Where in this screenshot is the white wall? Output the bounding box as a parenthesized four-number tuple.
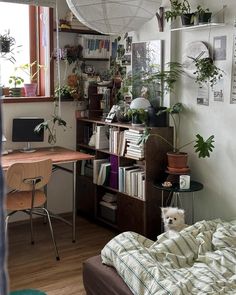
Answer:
(170, 0, 236, 221)
(2, 101, 77, 221)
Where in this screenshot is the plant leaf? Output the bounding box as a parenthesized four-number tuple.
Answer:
(194, 134, 215, 158)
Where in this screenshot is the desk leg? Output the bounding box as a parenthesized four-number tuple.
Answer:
(72, 162, 76, 243)
(43, 185, 48, 224)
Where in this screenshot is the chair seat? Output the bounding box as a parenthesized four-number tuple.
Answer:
(6, 190, 46, 211)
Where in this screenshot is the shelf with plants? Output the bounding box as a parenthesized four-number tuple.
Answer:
(76, 117, 173, 239)
(170, 22, 225, 31)
(54, 28, 104, 35)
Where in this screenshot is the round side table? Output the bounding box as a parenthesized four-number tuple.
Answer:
(154, 180, 203, 224)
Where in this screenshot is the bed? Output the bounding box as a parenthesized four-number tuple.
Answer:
(83, 219, 236, 295)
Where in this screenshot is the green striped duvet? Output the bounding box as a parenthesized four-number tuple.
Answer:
(101, 219, 236, 295)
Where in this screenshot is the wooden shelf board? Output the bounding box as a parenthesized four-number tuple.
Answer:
(77, 143, 96, 150)
(83, 58, 110, 61)
(54, 28, 105, 35)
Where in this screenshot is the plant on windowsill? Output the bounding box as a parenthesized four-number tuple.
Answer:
(17, 61, 45, 97)
(139, 102, 215, 172)
(54, 85, 77, 100)
(165, 0, 194, 26)
(190, 56, 223, 88)
(8, 75, 24, 97)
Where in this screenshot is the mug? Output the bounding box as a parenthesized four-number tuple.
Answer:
(179, 175, 190, 189)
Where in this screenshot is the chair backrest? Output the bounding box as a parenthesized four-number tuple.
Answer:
(6, 159, 52, 191)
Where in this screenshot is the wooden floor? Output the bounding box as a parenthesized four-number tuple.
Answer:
(7, 216, 116, 295)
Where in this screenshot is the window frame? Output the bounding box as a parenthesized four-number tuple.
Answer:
(2, 4, 54, 103)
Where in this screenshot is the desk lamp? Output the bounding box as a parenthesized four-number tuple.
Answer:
(2, 134, 8, 155)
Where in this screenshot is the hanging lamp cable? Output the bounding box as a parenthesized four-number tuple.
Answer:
(55, 0, 61, 117)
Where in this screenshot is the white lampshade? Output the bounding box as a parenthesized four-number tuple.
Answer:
(66, 0, 162, 35)
(2, 135, 6, 142)
(130, 97, 151, 110)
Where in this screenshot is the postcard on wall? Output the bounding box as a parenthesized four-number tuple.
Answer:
(213, 36, 227, 61)
(213, 78, 224, 102)
(197, 86, 209, 106)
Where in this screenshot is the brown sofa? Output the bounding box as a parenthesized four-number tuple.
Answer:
(83, 255, 133, 295)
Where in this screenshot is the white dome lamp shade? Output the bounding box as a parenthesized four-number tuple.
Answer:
(66, 0, 162, 35)
(130, 97, 151, 110)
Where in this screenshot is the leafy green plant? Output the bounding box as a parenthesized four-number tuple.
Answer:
(17, 61, 45, 82)
(34, 114, 67, 145)
(127, 108, 148, 124)
(0, 30, 21, 63)
(190, 57, 223, 88)
(195, 5, 210, 16)
(139, 102, 215, 158)
(165, 0, 191, 22)
(8, 75, 24, 88)
(130, 62, 183, 107)
(64, 44, 83, 65)
(54, 85, 77, 98)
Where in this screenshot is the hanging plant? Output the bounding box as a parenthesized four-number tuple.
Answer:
(64, 44, 83, 65)
(190, 57, 223, 88)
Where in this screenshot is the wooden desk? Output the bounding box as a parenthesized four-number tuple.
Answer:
(2, 146, 94, 242)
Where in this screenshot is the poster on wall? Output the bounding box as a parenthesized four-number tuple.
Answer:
(230, 25, 236, 103)
(213, 78, 224, 102)
(197, 86, 209, 106)
(213, 36, 227, 61)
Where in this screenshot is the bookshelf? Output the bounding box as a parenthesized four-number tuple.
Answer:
(76, 116, 173, 239)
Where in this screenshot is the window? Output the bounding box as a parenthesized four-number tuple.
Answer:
(0, 2, 52, 97)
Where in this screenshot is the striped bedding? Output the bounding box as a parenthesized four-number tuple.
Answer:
(101, 219, 236, 295)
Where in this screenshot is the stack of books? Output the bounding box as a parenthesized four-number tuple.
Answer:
(125, 129, 144, 160)
(78, 35, 111, 59)
(99, 192, 117, 223)
(118, 166, 146, 200)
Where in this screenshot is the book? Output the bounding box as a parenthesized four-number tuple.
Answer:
(96, 126, 109, 149)
(93, 159, 108, 184)
(137, 171, 145, 199)
(125, 168, 141, 195)
(118, 166, 133, 193)
(97, 163, 111, 185)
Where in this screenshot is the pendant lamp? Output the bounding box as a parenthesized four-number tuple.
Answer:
(66, 0, 162, 35)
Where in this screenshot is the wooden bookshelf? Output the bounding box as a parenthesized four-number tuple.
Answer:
(76, 116, 173, 239)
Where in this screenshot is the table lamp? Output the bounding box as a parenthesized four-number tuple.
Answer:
(2, 134, 8, 155)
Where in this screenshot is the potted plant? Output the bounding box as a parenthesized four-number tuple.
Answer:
(54, 85, 77, 100)
(17, 61, 45, 96)
(0, 31, 15, 53)
(8, 75, 24, 97)
(130, 62, 183, 127)
(127, 108, 148, 126)
(165, 0, 194, 26)
(195, 5, 212, 24)
(34, 113, 67, 147)
(140, 102, 215, 170)
(64, 44, 83, 65)
(190, 56, 223, 88)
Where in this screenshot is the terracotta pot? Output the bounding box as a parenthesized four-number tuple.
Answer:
(167, 152, 188, 169)
(24, 83, 37, 97)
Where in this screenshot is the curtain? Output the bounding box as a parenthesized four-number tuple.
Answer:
(0, 0, 55, 7)
(0, 100, 7, 295)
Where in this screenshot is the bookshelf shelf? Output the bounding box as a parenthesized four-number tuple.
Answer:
(54, 28, 105, 35)
(76, 116, 173, 239)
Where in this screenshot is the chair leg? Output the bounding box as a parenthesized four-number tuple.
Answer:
(5, 215, 10, 236)
(30, 209, 34, 245)
(42, 208, 60, 261)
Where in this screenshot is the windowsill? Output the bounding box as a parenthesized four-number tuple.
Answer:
(2, 96, 54, 103)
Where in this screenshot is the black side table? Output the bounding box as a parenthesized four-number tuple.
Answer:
(154, 181, 203, 224)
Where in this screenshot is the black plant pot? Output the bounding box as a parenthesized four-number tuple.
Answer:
(181, 13, 194, 26)
(148, 106, 168, 127)
(132, 114, 143, 126)
(198, 12, 212, 24)
(0, 40, 10, 53)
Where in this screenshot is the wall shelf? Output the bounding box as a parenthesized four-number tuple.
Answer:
(54, 28, 104, 35)
(171, 22, 225, 32)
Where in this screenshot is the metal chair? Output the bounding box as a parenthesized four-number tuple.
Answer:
(5, 159, 60, 260)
